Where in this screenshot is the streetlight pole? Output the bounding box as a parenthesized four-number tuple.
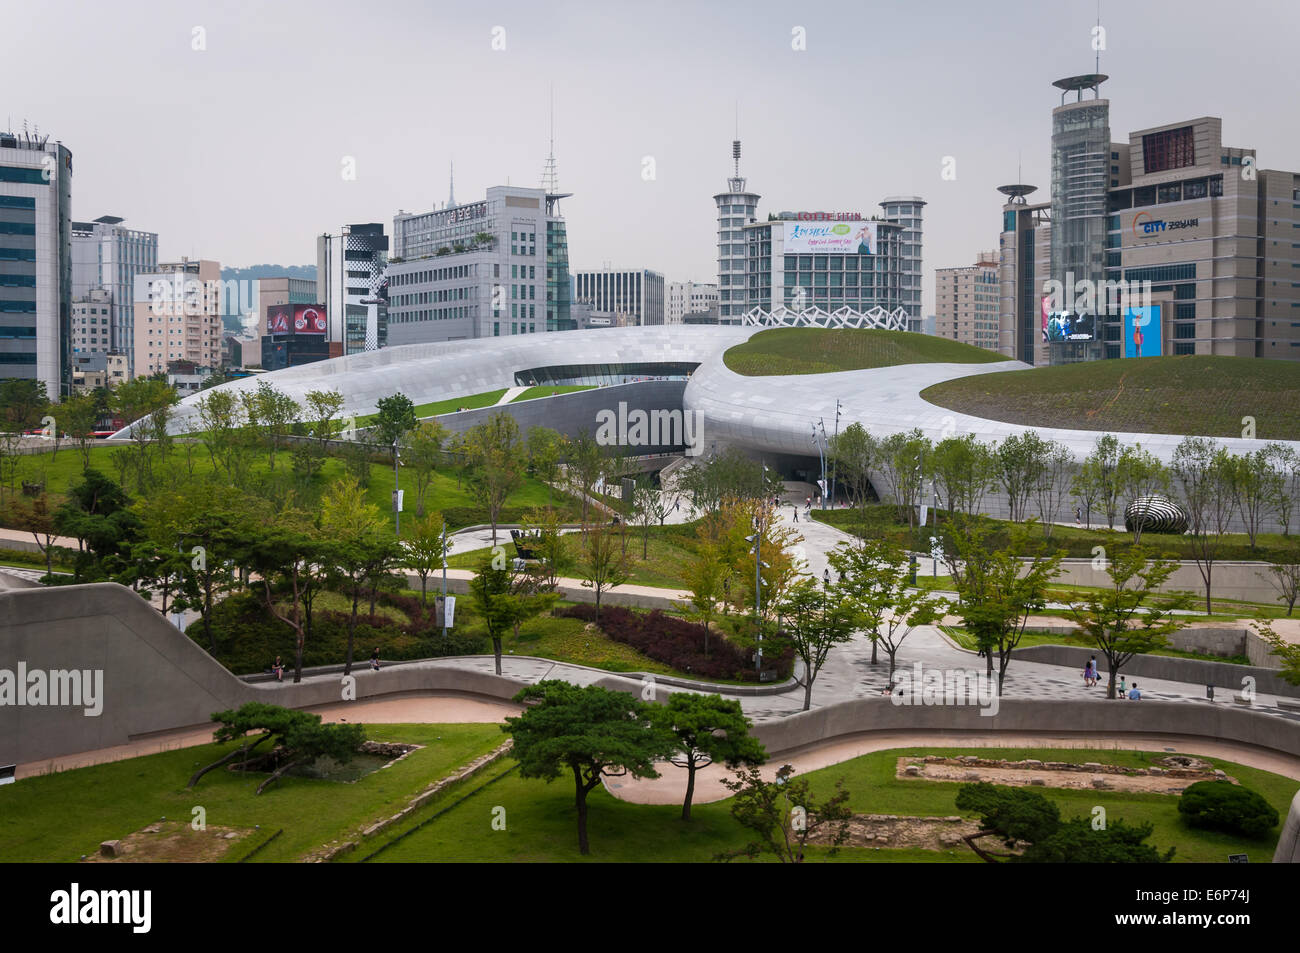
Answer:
(831, 399, 841, 508)
(441, 521, 448, 638)
(393, 440, 401, 537)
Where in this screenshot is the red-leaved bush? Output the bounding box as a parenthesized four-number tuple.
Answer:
(557, 604, 791, 682)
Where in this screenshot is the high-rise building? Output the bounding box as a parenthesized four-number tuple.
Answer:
(70, 215, 157, 375)
(996, 184, 1053, 365)
(879, 197, 926, 324)
(734, 210, 910, 317)
(667, 281, 719, 323)
(386, 186, 570, 343)
(247, 275, 317, 366)
(0, 128, 72, 398)
(318, 224, 389, 355)
(132, 258, 222, 377)
(70, 287, 113, 362)
(714, 140, 761, 324)
(936, 252, 1000, 350)
(572, 268, 664, 326)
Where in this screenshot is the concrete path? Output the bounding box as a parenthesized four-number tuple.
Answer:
(495, 386, 528, 405)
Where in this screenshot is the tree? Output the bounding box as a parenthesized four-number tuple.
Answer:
(715, 763, 853, 863)
(195, 387, 246, 480)
(374, 392, 418, 457)
(1266, 542, 1300, 616)
(321, 476, 397, 675)
(0, 378, 49, 432)
(405, 419, 448, 517)
(955, 783, 1174, 863)
(930, 433, 996, 522)
(1264, 444, 1299, 537)
(576, 520, 631, 618)
(563, 432, 607, 522)
(946, 517, 1064, 691)
(829, 422, 879, 517)
(1172, 436, 1236, 613)
(15, 496, 62, 579)
(52, 469, 141, 582)
(676, 446, 782, 516)
(679, 542, 725, 656)
(525, 507, 575, 590)
(469, 552, 515, 675)
(304, 388, 346, 451)
(113, 377, 177, 490)
(877, 429, 930, 527)
(1252, 619, 1300, 686)
(1030, 440, 1074, 538)
(773, 576, 858, 710)
(1084, 433, 1124, 529)
(649, 693, 767, 820)
(503, 681, 672, 855)
(60, 391, 100, 472)
(1069, 454, 1103, 530)
(628, 477, 659, 559)
(1230, 448, 1282, 549)
(463, 412, 525, 544)
(829, 536, 947, 677)
(1118, 444, 1170, 544)
(1066, 545, 1193, 698)
(994, 430, 1049, 524)
(242, 514, 322, 682)
(405, 511, 447, 607)
(244, 381, 299, 470)
(526, 426, 563, 505)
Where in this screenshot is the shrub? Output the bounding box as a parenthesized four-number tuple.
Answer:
(1177, 780, 1279, 839)
(556, 604, 792, 682)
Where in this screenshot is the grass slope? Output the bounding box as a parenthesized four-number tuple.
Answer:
(920, 355, 1300, 441)
(724, 328, 1006, 376)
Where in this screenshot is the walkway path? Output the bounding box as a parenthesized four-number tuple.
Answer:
(495, 386, 528, 405)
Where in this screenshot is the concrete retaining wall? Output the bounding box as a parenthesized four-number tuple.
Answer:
(1276, 791, 1300, 862)
(1012, 644, 1299, 698)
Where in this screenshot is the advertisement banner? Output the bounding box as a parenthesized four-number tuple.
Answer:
(266, 305, 292, 335)
(783, 221, 876, 255)
(294, 304, 328, 334)
(1124, 305, 1162, 357)
(1045, 311, 1096, 342)
(1040, 296, 1051, 343)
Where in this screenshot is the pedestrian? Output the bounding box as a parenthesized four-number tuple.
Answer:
(1207, 683, 1216, 702)
(1118, 674, 1127, 697)
(1128, 681, 1142, 701)
(1075, 506, 1081, 527)
(793, 507, 799, 522)
(1088, 655, 1098, 687)
(1083, 660, 1092, 687)
(273, 655, 284, 682)
(370, 648, 381, 671)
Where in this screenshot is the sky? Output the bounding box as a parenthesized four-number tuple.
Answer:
(5, 0, 1299, 318)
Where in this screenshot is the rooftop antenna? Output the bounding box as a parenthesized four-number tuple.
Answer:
(541, 84, 559, 193)
(1095, 0, 1102, 74)
(448, 161, 455, 207)
(733, 101, 741, 178)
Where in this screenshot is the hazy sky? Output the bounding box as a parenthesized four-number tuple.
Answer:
(6, 0, 1299, 317)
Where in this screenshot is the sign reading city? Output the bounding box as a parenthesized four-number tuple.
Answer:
(783, 221, 877, 255)
(266, 304, 327, 335)
(1123, 305, 1162, 358)
(1130, 210, 1204, 240)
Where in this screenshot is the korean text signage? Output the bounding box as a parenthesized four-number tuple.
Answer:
(1130, 210, 1204, 241)
(783, 221, 877, 255)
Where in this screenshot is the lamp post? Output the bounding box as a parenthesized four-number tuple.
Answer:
(746, 523, 771, 673)
(393, 441, 402, 537)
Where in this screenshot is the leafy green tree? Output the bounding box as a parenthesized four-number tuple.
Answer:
(240, 512, 323, 682)
(52, 469, 141, 582)
(526, 426, 563, 505)
(1030, 439, 1075, 538)
(469, 552, 516, 675)
(679, 541, 725, 655)
(322, 476, 399, 675)
(829, 536, 947, 676)
(463, 412, 525, 544)
(1066, 544, 1193, 698)
(405, 419, 448, 517)
(1172, 436, 1236, 613)
(994, 430, 1049, 523)
(15, 495, 62, 579)
(930, 433, 996, 522)
(577, 520, 631, 618)
(114, 377, 178, 490)
(829, 421, 879, 517)
(649, 693, 767, 820)
(946, 516, 1063, 691)
(524, 507, 575, 590)
(1229, 448, 1282, 549)
(195, 387, 246, 480)
(60, 391, 100, 472)
(773, 576, 859, 710)
(1251, 619, 1300, 685)
(503, 681, 672, 855)
(877, 429, 930, 527)
(405, 511, 447, 607)
(1119, 444, 1170, 544)
(563, 431, 607, 522)
(304, 388, 346, 451)
(715, 763, 853, 863)
(374, 392, 418, 456)
(0, 378, 49, 431)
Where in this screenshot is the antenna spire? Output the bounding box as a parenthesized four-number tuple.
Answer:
(541, 84, 559, 192)
(448, 160, 455, 207)
(1095, 0, 1102, 74)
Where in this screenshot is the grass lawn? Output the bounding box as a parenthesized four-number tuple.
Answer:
(0, 443, 577, 534)
(354, 389, 508, 425)
(723, 327, 1006, 377)
(509, 385, 595, 402)
(358, 744, 1295, 863)
(920, 355, 1300, 442)
(0, 724, 504, 863)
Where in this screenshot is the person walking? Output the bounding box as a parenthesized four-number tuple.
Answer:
(1088, 655, 1099, 687)
(1118, 674, 1127, 697)
(792, 507, 799, 522)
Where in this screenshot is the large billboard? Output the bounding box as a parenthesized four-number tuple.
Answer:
(266, 303, 327, 335)
(1045, 310, 1096, 342)
(1124, 305, 1162, 358)
(783, 221, 877, 255)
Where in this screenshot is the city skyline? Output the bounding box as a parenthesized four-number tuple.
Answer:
(6, 0, 1300, 321)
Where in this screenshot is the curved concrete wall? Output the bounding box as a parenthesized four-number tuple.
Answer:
(1276, 791, 1300, 862)
(1012, 645, 1300, 698)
